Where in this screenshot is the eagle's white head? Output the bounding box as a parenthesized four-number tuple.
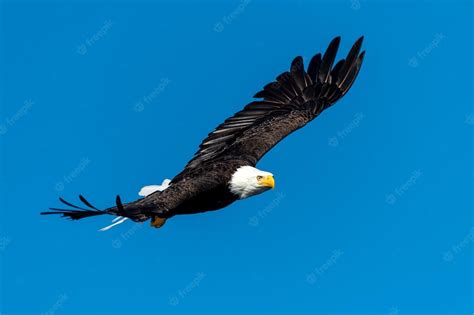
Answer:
(229, 166, 275, 199)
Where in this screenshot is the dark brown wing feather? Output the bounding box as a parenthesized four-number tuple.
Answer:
(174, 36, 365, 179)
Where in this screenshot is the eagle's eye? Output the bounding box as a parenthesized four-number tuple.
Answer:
(256, 175, 263, 181)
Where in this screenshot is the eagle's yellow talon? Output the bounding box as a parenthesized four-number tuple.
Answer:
(151, 217, 167, 228)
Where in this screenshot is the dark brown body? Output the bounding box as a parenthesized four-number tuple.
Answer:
(172, 184, 238, 215)
(126, 159, 249, 219)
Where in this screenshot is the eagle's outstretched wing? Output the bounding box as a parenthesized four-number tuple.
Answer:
(173, 36, 365, 182)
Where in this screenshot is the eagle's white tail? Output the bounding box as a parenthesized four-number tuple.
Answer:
(98, 178, 171, 232)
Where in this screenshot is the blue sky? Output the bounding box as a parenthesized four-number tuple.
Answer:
(0, 0, 472, 314)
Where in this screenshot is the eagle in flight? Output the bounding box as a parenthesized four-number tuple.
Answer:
(42, 36, 365, 230)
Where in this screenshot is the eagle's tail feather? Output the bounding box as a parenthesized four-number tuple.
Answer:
(42, 194, 152, 227)
(41, 195, 109, 220)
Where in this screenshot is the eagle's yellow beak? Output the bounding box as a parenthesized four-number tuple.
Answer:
(260, 175, 275, 189)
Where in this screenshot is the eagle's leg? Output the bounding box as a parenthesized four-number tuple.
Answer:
(150, 216, 167, 228)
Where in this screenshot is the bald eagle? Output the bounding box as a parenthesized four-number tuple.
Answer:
(42, 36, 365, 229)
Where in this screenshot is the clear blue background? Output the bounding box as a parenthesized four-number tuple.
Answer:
(1, 0, 472, 314)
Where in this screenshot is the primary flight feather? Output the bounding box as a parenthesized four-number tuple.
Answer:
(41, 36, 365, 229)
